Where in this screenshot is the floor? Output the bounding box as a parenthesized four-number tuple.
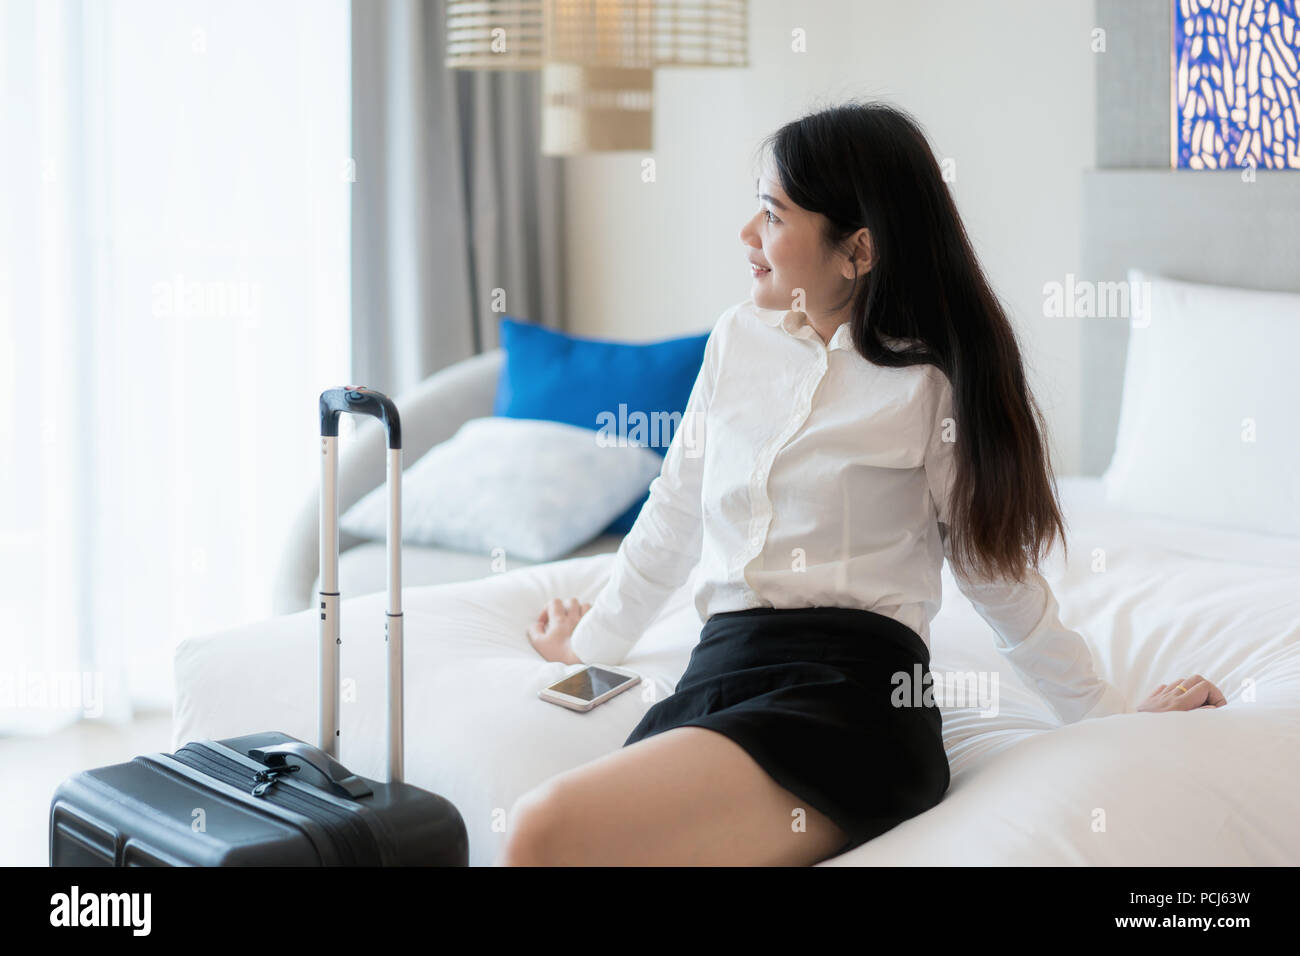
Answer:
(2, 711, 173, 866)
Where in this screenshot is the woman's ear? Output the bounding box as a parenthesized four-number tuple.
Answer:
(841, 228, 873, 280)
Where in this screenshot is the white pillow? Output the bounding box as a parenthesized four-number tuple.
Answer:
(1101, 269, 1300, 537)
(340, 417, 665, 562)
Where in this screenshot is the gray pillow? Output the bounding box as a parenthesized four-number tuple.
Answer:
(339, 416, 664, 562)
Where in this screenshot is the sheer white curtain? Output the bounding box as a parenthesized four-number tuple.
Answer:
(0, 0, 350, 734)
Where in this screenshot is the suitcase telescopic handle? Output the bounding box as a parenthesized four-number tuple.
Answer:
(318, 386, 406, 785)
(320, 386, 402, 449)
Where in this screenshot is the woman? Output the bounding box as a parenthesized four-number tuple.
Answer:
(502, 101, 1226, 867)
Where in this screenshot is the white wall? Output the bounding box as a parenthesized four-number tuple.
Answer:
(562, 0, 1098, 474)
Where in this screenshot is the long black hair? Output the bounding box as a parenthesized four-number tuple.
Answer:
(756, 99, 1067, 584)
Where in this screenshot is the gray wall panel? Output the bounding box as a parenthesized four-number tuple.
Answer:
(1096, 0, 1171, 168)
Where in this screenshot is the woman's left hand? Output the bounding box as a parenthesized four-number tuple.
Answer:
(1137, 674, 1227, 713)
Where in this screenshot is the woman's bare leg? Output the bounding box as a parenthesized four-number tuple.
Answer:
(495, 726, 850, 866)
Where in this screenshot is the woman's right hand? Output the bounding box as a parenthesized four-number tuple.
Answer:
(526, 598, 591, 664)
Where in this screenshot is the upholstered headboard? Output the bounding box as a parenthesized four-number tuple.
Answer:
(1081, 0, 1300, 474)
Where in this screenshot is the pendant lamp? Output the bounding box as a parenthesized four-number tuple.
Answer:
(444, 1, 749, 155)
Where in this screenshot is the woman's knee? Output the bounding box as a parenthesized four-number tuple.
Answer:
(496, 781, 571, 866)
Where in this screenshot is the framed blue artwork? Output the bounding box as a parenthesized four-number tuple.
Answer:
(1173, 0, 1300, 168)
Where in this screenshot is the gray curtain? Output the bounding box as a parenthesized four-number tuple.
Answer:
(350, 0, 567, 397)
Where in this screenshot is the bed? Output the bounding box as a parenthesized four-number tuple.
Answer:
(173, 474, 1300, 867)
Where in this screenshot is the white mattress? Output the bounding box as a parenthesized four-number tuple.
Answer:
(173, 477, 1300, 866)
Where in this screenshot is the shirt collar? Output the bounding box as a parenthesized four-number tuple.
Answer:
(757, 307, 855, 351)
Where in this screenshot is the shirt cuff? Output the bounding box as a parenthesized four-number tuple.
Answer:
(993, 616, 1129, 724)
(1078, 680, 1132, 720)
(569, 608, 637, 666)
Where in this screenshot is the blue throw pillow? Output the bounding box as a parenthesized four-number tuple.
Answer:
(494, 317, 710, 535)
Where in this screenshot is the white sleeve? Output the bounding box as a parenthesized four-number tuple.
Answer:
(568, 312, 723, 665)
(922, 369, 1131, 724)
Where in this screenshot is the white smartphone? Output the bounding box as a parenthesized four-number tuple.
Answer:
(539, 664, 642, 713)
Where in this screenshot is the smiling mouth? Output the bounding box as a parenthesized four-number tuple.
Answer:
(750, 264, 771, 276)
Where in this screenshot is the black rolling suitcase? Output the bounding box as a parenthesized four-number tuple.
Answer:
(50, 387, 469, 866)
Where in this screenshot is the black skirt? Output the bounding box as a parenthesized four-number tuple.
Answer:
(623, 606, 950, 856)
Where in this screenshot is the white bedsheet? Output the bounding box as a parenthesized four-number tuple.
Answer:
(173, 477, 1300, 866)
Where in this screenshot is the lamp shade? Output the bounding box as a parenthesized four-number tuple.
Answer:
(444, 0, 749, 153)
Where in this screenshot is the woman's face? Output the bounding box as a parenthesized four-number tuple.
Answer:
(739, 168, 870, 317)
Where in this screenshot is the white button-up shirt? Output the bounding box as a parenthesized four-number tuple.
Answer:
(570, 297, 1130, 723)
